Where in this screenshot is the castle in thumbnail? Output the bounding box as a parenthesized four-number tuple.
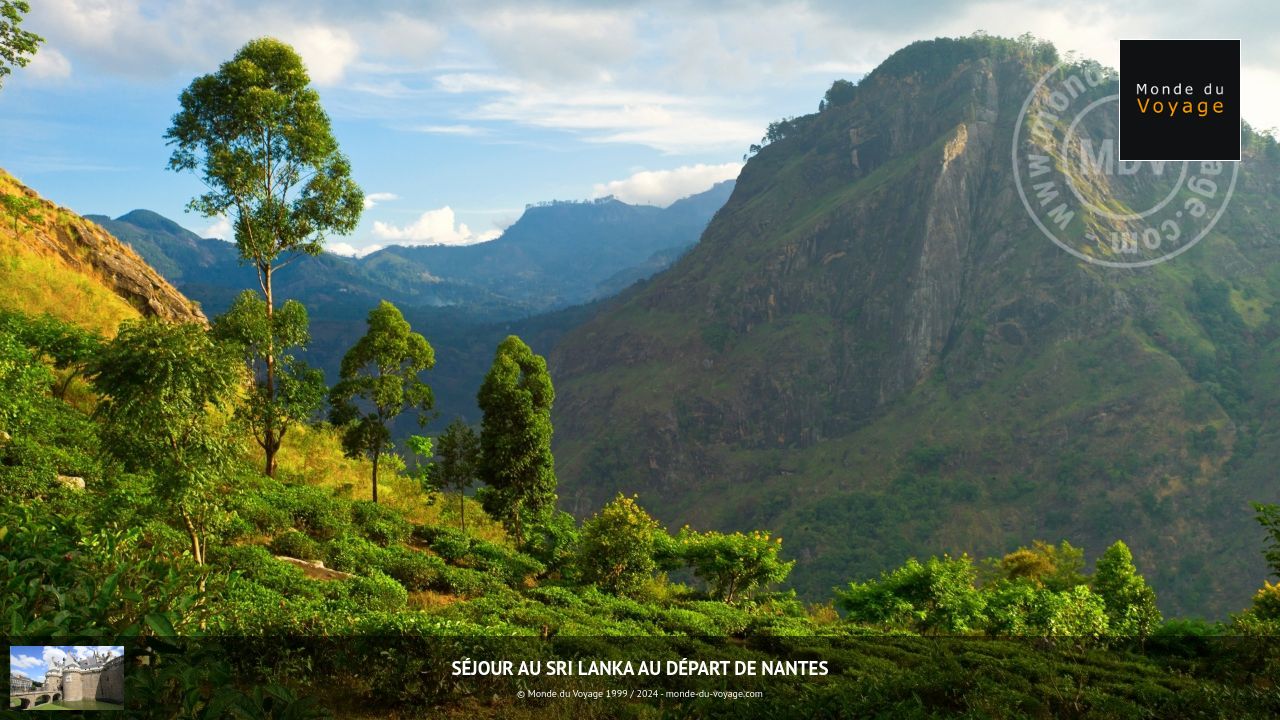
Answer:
(44, 650, 124, 704)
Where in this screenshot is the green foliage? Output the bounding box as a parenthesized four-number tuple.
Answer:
(0, 310, 103, 400)
(165, 37, 363, 267)
(995, 540, 1087, 591)
(1093, 541, 1162, 638)
(272, 483, 352, 541)
(329, 301, 435, 503)
(345, 570, 407, 612)
(675, 527, 794, 603)
(838, 554, 986, 634)
(576, 494, 662, 596)
(0, 192, 42, 238)
(423, 418, 480, 532)
(0, 500, 211, 636)
(0, 1, 42, 89)
(1251, 581, 1280, 620)
(522, 509, 580, 575)
(351, 499, 412, 546)
(269, 530, 323, 562)
(477, 335, 556, 543)
(0, 327, 50, 435)
(382, 547, 445, 591)
(819, 79, 857, 111)
(92, 319, 241, 566)
(324, 534, 386, 574)
(1255, 502, 1280, 578)
(212, 290, 327, 474)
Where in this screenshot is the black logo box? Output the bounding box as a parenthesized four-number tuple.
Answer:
(1119, 39, 1241, 161)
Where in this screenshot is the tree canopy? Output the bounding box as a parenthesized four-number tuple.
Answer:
(329, 301, 434, 503)
(0, 1, 42, 90)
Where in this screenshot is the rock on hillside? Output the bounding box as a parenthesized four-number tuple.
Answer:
(0, 170, 206, 326)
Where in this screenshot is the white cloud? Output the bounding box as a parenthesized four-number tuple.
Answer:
(362, 192, 399, 210)
(593, 162, 742, 206)
(42, 646, 69, 666)
(372, 206, 502, 246)
(201, 216, 232, 240)
(414, 124, 486, 136)
(281, 26, 359, 86)
(26, 46, 73, 80)
(467, 8, 638, 84)
(10, 653, 42, 669)
(327, 242, 383, 258)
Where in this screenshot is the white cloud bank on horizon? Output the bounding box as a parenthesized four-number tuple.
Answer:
(371, 206, 503, 247)
(593, 162, 741, 207)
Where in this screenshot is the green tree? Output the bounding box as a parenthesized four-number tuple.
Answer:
(576, 494, 662, 596)
(477, 335, 556, 544)
(424, 418, 480, 533)
(1254, 502, 1280, 577)
(329, 301, 434, 503)
(676, 527, 794, 603)
(0, 1, 42, 89)
(0, 311, 103, 400)
(91, 320, 240, 571)
(212, 290, 326, 473)
(166, 37, 363, 477)
(838, 554, 986, 634)
(819, 79, 856, 111)
(1092, 540, 1162, 638)
(1, 193, 41, 237)
(997, 540, 1086, 591)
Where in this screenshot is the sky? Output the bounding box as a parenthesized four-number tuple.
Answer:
(9, 645, 125, 683)
(1, 1, 1277, 257)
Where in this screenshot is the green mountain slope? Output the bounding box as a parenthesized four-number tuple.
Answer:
(549, 37, 1280, 618)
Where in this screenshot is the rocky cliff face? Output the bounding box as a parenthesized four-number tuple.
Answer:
(550, 37, 1280, 617)
(1, 171, 206, 326)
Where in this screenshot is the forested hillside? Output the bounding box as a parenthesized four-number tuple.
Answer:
(551, 35, 1280, 619)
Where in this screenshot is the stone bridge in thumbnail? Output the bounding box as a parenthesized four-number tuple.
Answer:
(9, 689, 62, 710)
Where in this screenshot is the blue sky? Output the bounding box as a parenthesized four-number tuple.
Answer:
(9, 646, 124, 683)
(1, 1, 1277, 256)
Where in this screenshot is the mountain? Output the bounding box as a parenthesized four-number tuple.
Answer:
(97, 182, 733, 431)
(548, 36, 1280, 618)
(1, 170, 205, 334)
(363, 180, 735, 311)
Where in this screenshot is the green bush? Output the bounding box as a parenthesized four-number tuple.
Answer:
(435, 565, 498, 597)
(276, 484, 351, 540)
(352, 500, 412, 546)
(415, 524, 471, 561)
(213, 544, 312, 597)
(269, 530, 323, 561)
(383, 547, 446, 591)
(234, 491, 292, 534)
(468, 539, 546, 584)
(324, 534, 388, 574)
(346, 570, 408, 612)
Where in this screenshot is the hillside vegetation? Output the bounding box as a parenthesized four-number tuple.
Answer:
(550, 35, 1280, 618)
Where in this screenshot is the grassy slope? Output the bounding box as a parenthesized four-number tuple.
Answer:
(0, 170, 140, 336)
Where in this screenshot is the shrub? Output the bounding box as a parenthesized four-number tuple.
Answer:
(325, 534, 388, 574)
(346, 570, 408, 612)
(468, 539, 546, 585)
(233, 491, 292, 534)
(676, 528, 794, 603)
(415, 524, 471, 561)
(352, 500, 412, 546)
(435, 565, 498, 597)
(277, 485, 351, 540)
(269, 530, 323, 561)
(576, 494, 663, 596)
(214, 544, 312, 597)
(383, 548, 446, 591)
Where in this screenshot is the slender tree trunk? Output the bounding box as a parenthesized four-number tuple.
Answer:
(371, 448, 380, 504)
(263, 264, 278, 478)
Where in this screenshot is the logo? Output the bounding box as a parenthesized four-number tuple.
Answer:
(1012, 61, 1238, 268)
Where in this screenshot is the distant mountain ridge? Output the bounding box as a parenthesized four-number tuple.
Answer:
(96, 180, 735, 319)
